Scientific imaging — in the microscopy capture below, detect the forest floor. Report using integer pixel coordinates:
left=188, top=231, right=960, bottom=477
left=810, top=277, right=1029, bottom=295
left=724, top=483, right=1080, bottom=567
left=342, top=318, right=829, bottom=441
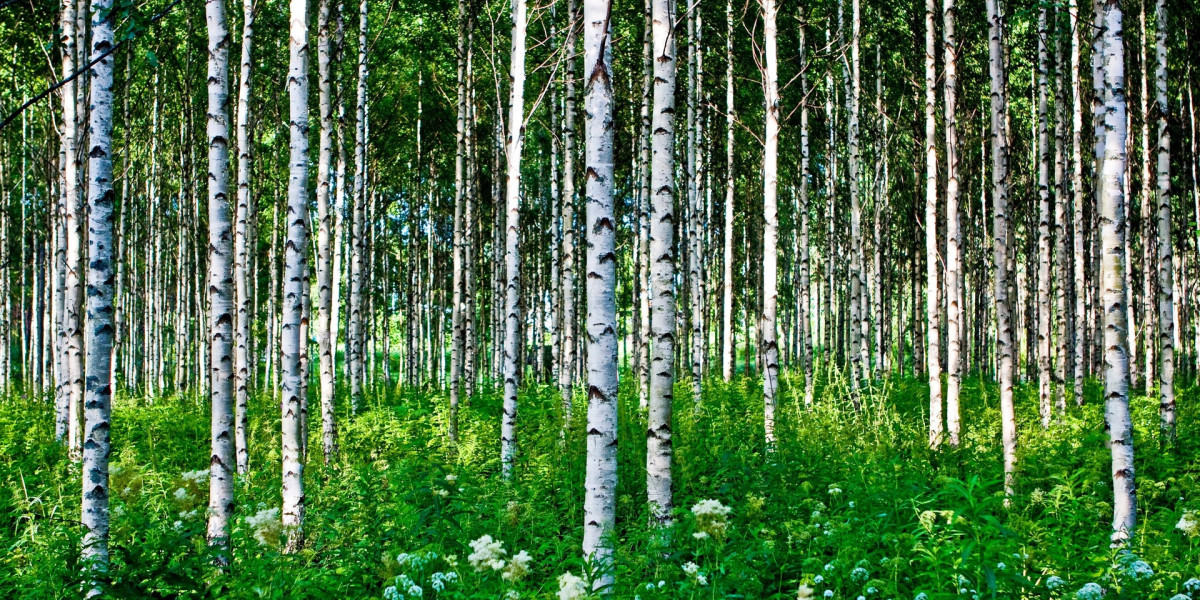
left=0, top=368, right=1197, bottom=599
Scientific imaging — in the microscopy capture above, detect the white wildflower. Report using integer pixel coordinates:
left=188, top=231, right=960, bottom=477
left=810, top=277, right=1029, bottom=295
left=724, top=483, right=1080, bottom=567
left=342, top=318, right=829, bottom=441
left=502, top=550, right=532, bottom=582
left=1046, top=576, right=1065, bottom=590
left=182, top=469, right=209, bottom=483
left=693, top=531, right=709, bottom=540
left=1185, top=578, right=1200, bottom=594
left=504, top=591, right=519, bottom=600
left=174, top=488, right=190, bottom=501
left=692, top=499, right=733, bottom=539
left=244, top=507, right=282, bottom=546
left=815, top=575, right=825, bottom=584
left=851, top=567, right=869, bottom=583
left=468, top=535, right=507, bottom=572
left=383, top=585, right=401, bottom=600
left=435, top=489, right=449, bottom=497
left=445, top=474, right=458, bottom=483
left=798, top=583, right=814, bottom=600
left=557, top=571, right=588, bottom=600
left=1123, top=559, right=1153, bottom=582
left=824, top=591, right=834, bottom=599
left=1176, top=511, right=1199, bottom=537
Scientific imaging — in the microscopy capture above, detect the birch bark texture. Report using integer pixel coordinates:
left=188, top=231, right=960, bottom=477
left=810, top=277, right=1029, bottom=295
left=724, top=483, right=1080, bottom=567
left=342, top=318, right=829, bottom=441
left=1153, top=0, right=1174, bottom=436
left=55, top=0, right=77, bottom=445
left=760, top=0, right=782, bottom=438
left=1036, top=2, right=1054, bottom=428
left=986, top=0, right=1018, bottom=496
left=1096, top=0, right=1137, bottom=543
left=646, top=0, right=677, bottom=528
left=81, top=0, right=117, bottom=588
left=580, top=0, right=618, bottom=586
left=233, top=0, right=255, bottom=475
left=501, top=0, right=528, bottom=480
left=282, top=0, right=311, bottom=552
left=204, top=0, right=236, bottom=559
left=943, top=0, right=962, bottom=445
left=316, top=0, right=340, bottom=464
left=924, top=0, right=942, bottom=446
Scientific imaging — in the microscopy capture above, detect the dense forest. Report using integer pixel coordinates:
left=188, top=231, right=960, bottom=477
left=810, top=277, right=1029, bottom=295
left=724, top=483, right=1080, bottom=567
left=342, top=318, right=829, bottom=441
left=1, top=0, right=1199, bottom=595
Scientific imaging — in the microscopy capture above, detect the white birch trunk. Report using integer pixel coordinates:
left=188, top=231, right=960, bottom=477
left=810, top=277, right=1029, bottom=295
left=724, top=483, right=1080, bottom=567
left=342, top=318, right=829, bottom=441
left=799, top=10, right=813, bottom=406
left=721, top=0, right=735, bottom=382
left=943, top=0, right=962, bottom=445
left=501, top=0, right=528, bottom=480
left=316, top=0, right=339, bottom=464
left=581, top=0, right=617, bottom=584
left=560, top=0, right=578, bottom=419
left=1096, top=0, right=1136, bottom=542
left=924, top=0, right=942, bottom=446
left=760, top=0, right=781, bottom=433
left=1036, top=3, right=1053, bottom=428
left=646, top=0, right=677, bottom=526
left=987, top=0, right=1018, bottom=496
left=205, top=0, right=236, bottom=559
left=81, top=0, right=116, bottom=587
left=1153, top=0, right=1174, bottom=436
left=233, top=0, right=254, bottom=474
left=55, top=0, right=77, bottom=443
left=282, top=0, right=311, bottom=552
left=1069, top=0, right=1087, bottom=403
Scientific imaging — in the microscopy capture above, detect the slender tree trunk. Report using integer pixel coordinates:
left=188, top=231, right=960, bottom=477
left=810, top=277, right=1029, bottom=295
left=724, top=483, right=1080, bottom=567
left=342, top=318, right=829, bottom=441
left=799, top=10, right=813, bottom=406
left=943, top=0, right=962, bottom=445
left=1036, top=2, right=1054, bottom=428
left=315, top=0, right=339, bottom=464
left=233, top=0, right=255, bottom=474
left=1070, top=0, right=1087, bottom=403
left=348, top=0, right=368, bottom=412
left=987, top=0, right=1017, bottom=496
left=54, top=0, right=76, bottom=441
left=1094, top=0, right=1135, bottom=542
left=924, top=0, right=942, bottom=447
left=581, top=0, right=617, bottom=583
left=1153, top=0, right=1174, bottom=436
left=559, top=0, right=577, bottom=421
left=282, top=0, right=311, bottom=552
left=1054, top=4, right=1070, bottom=414
left=646, top=0, right=677, bottom=526
left=638, top=0, right=652, bottom=407
left=449, top=0, right=468, bottom=441
left=846, top=0, right=862, bottom=401
left=80, top=0, right=116, bottom=587
left=500, top=0, right=528, bottom=480
left=760, top=0, right=782, bottom=433
left=721, top=0, right=735, bottom=382
left=204, top=0, right=236, bottom=561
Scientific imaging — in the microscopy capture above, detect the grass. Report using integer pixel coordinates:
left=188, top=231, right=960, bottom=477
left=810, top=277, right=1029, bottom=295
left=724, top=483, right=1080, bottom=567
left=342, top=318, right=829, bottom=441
left=0, top=365, right=1197, bottom=599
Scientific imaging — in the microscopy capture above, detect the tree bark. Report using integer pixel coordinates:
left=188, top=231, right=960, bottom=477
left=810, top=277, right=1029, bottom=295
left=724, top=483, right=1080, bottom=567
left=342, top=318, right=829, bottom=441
left=646, top=0, right=677, bottom=527
left=925, top=0, right=942, bottom=447
left=501, top=0, right=528, bottom=480
left=987, top=0, right=1017, bottom=496
left=560, top=0, right=578, bottom=421
left=761, top=0, right=782, bottom=433
left=282, top=0, right=311, bottom=552
left=205, top=0, right=236, bottom=560
left=233, top=0, right=255, bottom=474
left=1036, top=2, right=1053, bottom=428
left=943, top=0, right=962, bottom=445
left=581, top=0, right=617, bottom=584
left=1153, top=0, right=1174, bottom=436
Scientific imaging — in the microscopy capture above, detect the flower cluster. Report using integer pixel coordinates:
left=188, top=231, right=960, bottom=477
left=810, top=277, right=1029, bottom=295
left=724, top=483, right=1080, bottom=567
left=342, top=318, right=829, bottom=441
left=682, top=562, right=708, bottom=586
left=557, top=571, right=588, bottom=600
left=1177, top=511, right=1199, bottom=537
left=1046, top=576, right=1066, bottom=590
left=182, top=469, right=209, bottom=483
left=502, top=550, right=532, bottom=582
left=1075, top=582, right=1103, bottom=600
left=244, top=506, right=282, bottom=546
left=468, top=535, right=508, bottom=572
left=691, top=499, right=733, bottom=540
left=1116, top=550, right=1154, bottom=582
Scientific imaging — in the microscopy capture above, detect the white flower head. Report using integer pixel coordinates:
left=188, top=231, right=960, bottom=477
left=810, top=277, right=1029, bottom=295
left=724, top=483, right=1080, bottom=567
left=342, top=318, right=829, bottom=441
left=851, top=567, right=869, bottom=583
left=1185, top=578, right=1200, bottom=594
left=824, top=591, right=834, bottom=599
left=691, top=499, right=733, bottom=539
left=502, top=550, right=532, bottom=582
left=182, top=469, right=209, bottom=483
left=557, top=571, right=589, bottom=600
left=798, top=583, right=815, bottom=600
left=1046, top=576, right=1065, bottom=590
left=1176, top=511, right=1199, bottom=537
left=244, top=507, right=282, bottom=546
left=468, top=535, right=507, bottom=572
left=174, top=488, right=190, bottom=501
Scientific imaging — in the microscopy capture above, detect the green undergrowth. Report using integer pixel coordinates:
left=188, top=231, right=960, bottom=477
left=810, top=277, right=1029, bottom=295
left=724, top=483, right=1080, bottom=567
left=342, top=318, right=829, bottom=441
left=0, top=367, right=1197, bottom=599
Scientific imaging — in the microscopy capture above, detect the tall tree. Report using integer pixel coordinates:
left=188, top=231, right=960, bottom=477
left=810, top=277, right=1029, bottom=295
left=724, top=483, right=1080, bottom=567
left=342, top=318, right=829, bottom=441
left=580, top=0, right=617, bottom=585
left=500, top=0, right=528, bottom=480
left=986, top=0, right=1017, bottom=496
left=55, top=0, right=78, bottom=445
left=760, top=0, right=782, bottom=435
left=721, top=0, right=735, bottom=382
left=282, top=0, right=312, bottom=552
left=316, top=0, right=339, bottom=463
left=233, top=0, right=255, bottom=474
left=559, top=0, right=578, bottom=424
left=81, top=0, right=117, bottom=587
left=1069, top=0, right=1086, bottom=403
left=1153, top=0, right=1174, bottom=436
left=798, top=9, right=813, bottom=407
left=943, top=0, right=962, bottom=445
left=1096, top=0, right=1135, bottom=542
left=924, top=0, right=942, bottom=446
left=205, top=0, right=236, bottom=560
left=1035, top=0, right=1053, bottom=427
left=646, top=0, right=677, bottom=527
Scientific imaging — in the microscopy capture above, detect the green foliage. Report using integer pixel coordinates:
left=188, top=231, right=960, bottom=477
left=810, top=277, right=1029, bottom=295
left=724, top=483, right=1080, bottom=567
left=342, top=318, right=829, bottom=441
left=0, top=370, right=1197, bottom=599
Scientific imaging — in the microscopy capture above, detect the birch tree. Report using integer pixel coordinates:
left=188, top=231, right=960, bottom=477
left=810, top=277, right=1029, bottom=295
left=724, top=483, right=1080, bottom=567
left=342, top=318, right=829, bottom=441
left=559, top=0, right=578, bottom=421
left=646, top=0, right=677, bottom=527
left=205, top=0, right=236, bottom=559
left=81, top=0, right=117, bottom=587
left=1153, top=0, right=1174, bottom=436
left=316, top=0, right=340, bottom=463
left=1036, top=1, right=1053, bottom=428
left=233, top=0, right=255, bottom=474
left=986, top=0, right=1017, bottom=496
left=760, top=0, right=782, bottom=435
left=1095, top=0, right=1135, bottom=542
left=943, top=0, right=962, bottom=445
left=500, top=0, right=528, bottom=480
left=282, top=0, right=311, bottom=551
left=924, top=0, right=942, bottom=447
left=581, top=0, right=617, bottom=584
left=721, top=0, right=734, bottom=382
left=55, top=0, right=78, bottom=445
